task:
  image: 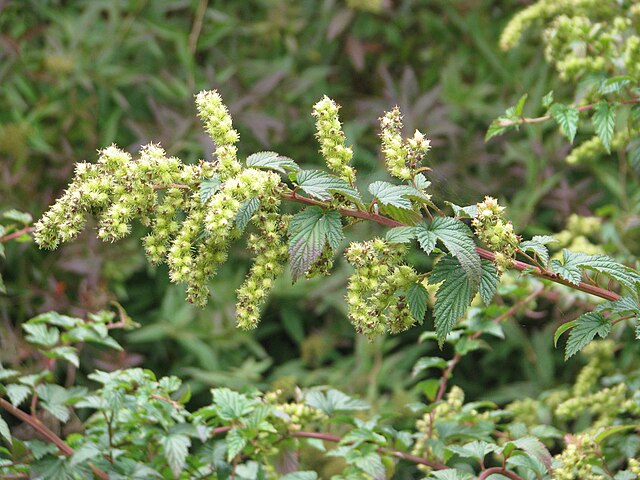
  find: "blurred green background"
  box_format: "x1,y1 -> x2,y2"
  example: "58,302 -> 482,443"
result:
1,0 -> 627,414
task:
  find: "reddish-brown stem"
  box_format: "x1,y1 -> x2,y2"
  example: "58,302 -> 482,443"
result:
478,466 -> 524,480
0,397 -> 109,480
281,191 -> 621,302
0,226 -> 34,243
497,97 -> 640,128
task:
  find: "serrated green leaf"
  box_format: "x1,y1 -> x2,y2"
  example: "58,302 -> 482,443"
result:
235,198 -> 261,233
594,296 -> 640,318
200,176 -> 222,203
507,453 -> 548,476
44,346 -> 79,368
212,388 -> 255,421
550,103 -> 579,143
6,384 -> 31,407
565,312 -> 611,359
446,202 -> 478,218
0,415 -> 11,445
385,226 -> 416,244
429,256 -> 476,342
447,440 -> 498,461
351,449 -> 385,478
304,389 -> 368,415
598,76 -> 633,95
413,173 -> 430,190
514,93 -> 528,116
29,440 -> 58,460
295,170 -> 361,203
406,282 -> 428,323
419,217 -> 481,287
70,443 -> 101,467
479,260 -> 498,305
513,436 -> 552,470
369,181 -> 426,209
226,427 -> 247,461
0,369 -> 19,381
556,250 -> 640,293
162,433 -> 190,477
22,323 -> 59,348
246,151 -> 299,174
592,101 -> 616,153
429,470 -> 473,480
628,138 -> 640,173
542,91 -> 554,109
520,240 -> 550,266
288,207 -> 343,280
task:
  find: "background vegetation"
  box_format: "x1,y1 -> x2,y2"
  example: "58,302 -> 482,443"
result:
1,1 -> 639,478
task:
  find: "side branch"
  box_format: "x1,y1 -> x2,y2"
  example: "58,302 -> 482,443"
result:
282,192 -> 621,302
497,97 -> 640,128
0,397 -> 109,480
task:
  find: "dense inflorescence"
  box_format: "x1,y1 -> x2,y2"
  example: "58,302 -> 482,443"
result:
35,91 -> 286,312
379,107 -> 431,180
344,238 -> 420,337
312,96 -> 356,185
500,0 -> 640,82
472,196 -> 520,272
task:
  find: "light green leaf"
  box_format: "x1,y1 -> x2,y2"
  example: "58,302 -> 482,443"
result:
595,424 -> 640,444
369,181 -> 426,209
429,470 -> 473,480
520,239 -> 551,266
406,282 -> 428,323
6,384 -> 31,407
162,433 -> 190,477
418,217 -> 481,287
212,388 -> 255,421
550,103 -> 579,143
2,209 -> 32,225
592,101 -> 616,153
385,226 -> 416,244
594,296 -> 640,318
304,389 -> 368,415
412,357 -> 448,377
280,473 -> 318,480
565,312 -> 611,359
413,173 -> 430,190
226,427 -> 246,461
70,443 -> 102,467
446,202 -> 478,218
447,440 -> 498,461
0,274 -> 4,294
554,250 -> 640,293
351,450 -> 385,478
485,95 -> 528,141
513,436 -> 552,471
200,176 -> 222,203
429,256 -> 476,342
235,198 -> 261,233
22,323 -> 59,348
288,207 -> 343,281
295,170 -> 361,203
246,151 -> 299,174
542,91 -> 554,109
514,93 -> 528,116
479,260 -> 498,305
0,415 -> 11,445
29,440 -> 58,460
43,346 -> 79,368
554,320 -> 577,347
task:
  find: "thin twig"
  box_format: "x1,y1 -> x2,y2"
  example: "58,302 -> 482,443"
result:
478,466 -> 524,480
0,226 -> 34,243
497,97 -> 640,128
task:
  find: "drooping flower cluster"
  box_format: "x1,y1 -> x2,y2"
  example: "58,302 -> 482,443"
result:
235,211 -> 290,329
35,90 -> 288,311
312,96 -> 356,185
471,196 -> 520,272
379,107 -> 430,180
344,238 -> 419,337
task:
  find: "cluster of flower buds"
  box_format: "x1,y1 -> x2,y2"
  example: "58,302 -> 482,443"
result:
553,432 -> 603,480
471,196 -> 520,273
379,107 -> 430,180
344,238 -> 419,337
312,96 -> 356,185
235,211 -> 290,329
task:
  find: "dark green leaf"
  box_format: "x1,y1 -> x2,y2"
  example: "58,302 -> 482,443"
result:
429,256 -> 476,342
385,226 -> 416,244
288,207 -> 343,281
406,282 -> 428,323
479,260 -> 498,305
565,312 -> 611,359
295,170 -> 361,203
